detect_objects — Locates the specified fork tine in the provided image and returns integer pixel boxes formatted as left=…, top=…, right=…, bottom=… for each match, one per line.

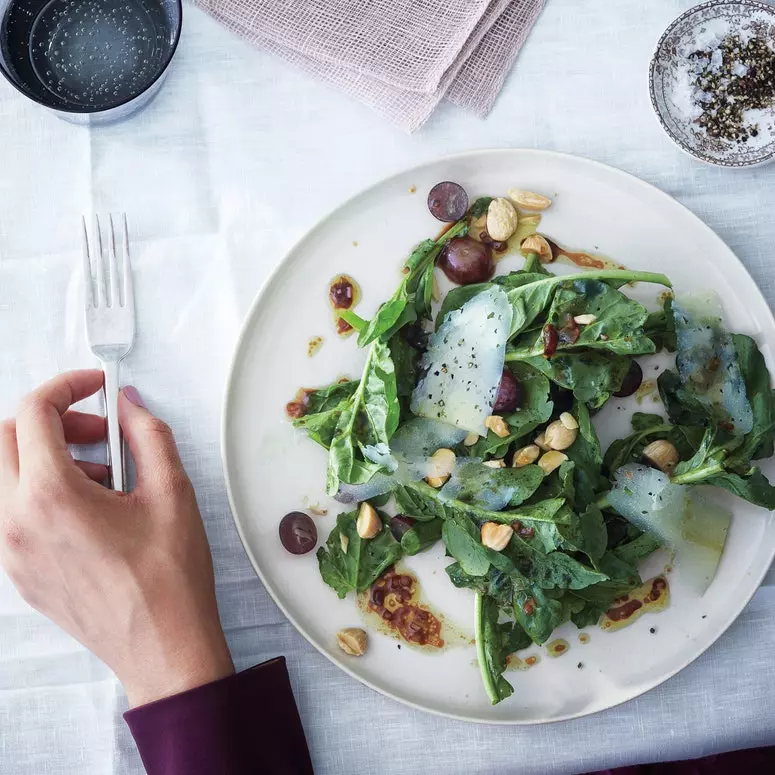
left=107, top=214, right=121, bottom=308
left=92, top=214, right=106, bottom=308
left=81, top=216, right=94, bottom=308
left=121, top=213, right=134, bottom=311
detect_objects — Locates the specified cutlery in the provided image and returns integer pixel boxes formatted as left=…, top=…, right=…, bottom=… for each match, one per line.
left=82, top=214, right=136, bottom=491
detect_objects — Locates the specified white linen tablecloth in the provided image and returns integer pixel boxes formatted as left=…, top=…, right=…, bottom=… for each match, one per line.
left=0, top=1, right=773, bottom=773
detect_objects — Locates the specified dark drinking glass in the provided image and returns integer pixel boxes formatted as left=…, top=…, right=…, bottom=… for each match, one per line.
left=0, top=0, right=182, bottom=124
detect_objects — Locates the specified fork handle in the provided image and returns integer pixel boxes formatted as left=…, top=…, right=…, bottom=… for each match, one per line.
left=102, top=359, right=124, bottom=492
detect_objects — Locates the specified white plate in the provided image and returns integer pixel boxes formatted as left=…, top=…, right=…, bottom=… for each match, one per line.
left=222, top=149, right=775, bottom=723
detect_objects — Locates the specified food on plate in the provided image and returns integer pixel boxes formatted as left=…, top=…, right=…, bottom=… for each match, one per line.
left=279, top=512, right=318, bottom=555
left=329, top=274, right=361, bottom=337
left=336, top=627, right=369, bottom=656
left=287, top=181, right=775, bottom=704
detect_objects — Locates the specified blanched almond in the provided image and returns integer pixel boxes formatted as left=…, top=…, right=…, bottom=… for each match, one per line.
left=463, top=431, right=480, bottom=447
left=538, top=450, right=568, bottom=474
left=559, top=412, right=579, bottom=430
left=508, top=189, right=552, bottom=210
left=485, top=415, right=510, bottom=438
left=481, top=522, right=513, bottom=551
left=643, top=440, right=679, bottom=474
left=534, top=432, right=551, bottom=451
left=425, top=448, right=456, bottom=487
left=487, top=197, right=519, bottom=242
left=483, top=459, right=506, bottom=469
left=337, top=627, right=368, bottom=656
left=356, top=502, right=382, bottom=539
left=512, top=444, right=541, bottom=468
left=544, top=419, right=578, bottom=450
left=520, top=234, right=554, bottom=263
left=573, top=314, right=598, bottom=325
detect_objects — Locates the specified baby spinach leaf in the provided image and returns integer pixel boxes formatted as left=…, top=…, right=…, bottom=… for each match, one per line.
left=292, top=381, right=359, bottom=449
left=475, top=593, right=515, bottom=704
left=317, top=510, right=403, bottom=598
left=644, top=296, right=676, bottom=352
left=503, top=269, right=671, bottom=339
left=440, top=462, right=545, bottom=510
left=356, top=221, right=468, bottom=346
left=733, top=333, right=775, bottom=461
left=540, top=279, right=656, bottom=356
left=565, top=401, right=607, bottom=511
left=400, top=518, right=443, bottom=555
left=507, top=349, right=631, bottom=408
left=510, top=575, right=566, bottom=645
left=326, top=340, right=399, bottom=494
left=612, top=533, right=663, bottom=566
left=442, top=518, right=491, bottom=576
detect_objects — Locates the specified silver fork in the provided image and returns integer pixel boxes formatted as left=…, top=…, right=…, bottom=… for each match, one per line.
left=82, top=214, right=136, bottom=492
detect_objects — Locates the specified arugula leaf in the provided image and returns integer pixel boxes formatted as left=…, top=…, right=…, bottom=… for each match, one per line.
left=317, top=510, right=403, bottom=598
left=612, top=533, right=663, bottom=566
left=326, top=340, right=399, bottom=495
left=356, top=222, right=467, bottom=346
left=603, top=412, right=689, bottom=475
left=475, top=593, right=515, bottom=704
left=510, top=575, right=566, bottom=644
left=292, top=380, right=359, bottom=449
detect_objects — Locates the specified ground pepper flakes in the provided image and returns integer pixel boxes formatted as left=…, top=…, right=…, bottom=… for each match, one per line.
left=689, top=34, right=775, bottom=143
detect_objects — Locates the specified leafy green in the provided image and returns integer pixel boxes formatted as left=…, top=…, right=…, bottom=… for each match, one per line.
left=292, top=380, right=359, bottom=449
left=565, top=401, right=607, bottom=511
left=469, top=197, right=493, bottom=218
left=441, top=517, right=491, bottom=576
left=506, top=349, right=632, bottom=408
left=733, top=334, right=775, bottom=461
left=400, top=518, right=443, bottom=555
left=475, top=593, right=515, bottom=704
left=355, top=221, right=467, bottom=346
left=326, top=340, right=399, bottom=495
left=440, top=461, right=545, bottom=510
left=317, top=510, right=403, bottom=598
left=644, top=295, right=676, bottom=352
left=502, top=269, right=671, bottom=339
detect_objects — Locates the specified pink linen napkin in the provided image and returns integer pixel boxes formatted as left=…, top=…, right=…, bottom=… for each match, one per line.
left=192, top=0, right=546, bottom=131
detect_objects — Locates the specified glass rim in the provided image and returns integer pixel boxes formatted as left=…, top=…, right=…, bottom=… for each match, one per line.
left=0, top=0, right=183, bottom=115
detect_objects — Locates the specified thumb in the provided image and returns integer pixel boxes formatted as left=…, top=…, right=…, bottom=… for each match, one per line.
left=118, top=387, right=187, bottom=493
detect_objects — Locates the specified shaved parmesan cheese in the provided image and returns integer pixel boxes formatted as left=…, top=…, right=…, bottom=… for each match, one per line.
left=674, top=292, right=753, bottom=434
left=411, top=286, right=512, bottom=434
left=609, top=464, right=731, bottom=595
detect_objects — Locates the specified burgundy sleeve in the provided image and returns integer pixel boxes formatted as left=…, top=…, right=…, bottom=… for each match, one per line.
left=124, top=657, right=313, bottom=775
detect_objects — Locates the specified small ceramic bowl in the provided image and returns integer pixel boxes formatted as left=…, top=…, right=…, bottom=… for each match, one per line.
left=649, top=0, right=775, bottom=167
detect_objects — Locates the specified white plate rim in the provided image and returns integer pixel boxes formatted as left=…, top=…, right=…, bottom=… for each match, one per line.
left=220, top=148, right=775, bottom=725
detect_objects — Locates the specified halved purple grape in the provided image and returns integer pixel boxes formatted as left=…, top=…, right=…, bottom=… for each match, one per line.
left=613, top=361, right=643, bottom=398
left=493, top=368, right=524, bottom=413
left=438, top=237, right=494, bottom=285
left=427, top=181, right=469, bottom=222
left=279, top=512, right=317, bottom=555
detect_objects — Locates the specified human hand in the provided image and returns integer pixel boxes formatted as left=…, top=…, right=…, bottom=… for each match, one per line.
left=0, top=370, right=234, bottom=707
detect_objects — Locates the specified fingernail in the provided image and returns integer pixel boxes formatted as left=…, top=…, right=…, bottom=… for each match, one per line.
left=123, top=385, right=146, bottom=408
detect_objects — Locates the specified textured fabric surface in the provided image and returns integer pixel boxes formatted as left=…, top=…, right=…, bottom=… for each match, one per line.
left=0, top=1, right=774, bottom=774
left=192, top=0, right=546, bottom=130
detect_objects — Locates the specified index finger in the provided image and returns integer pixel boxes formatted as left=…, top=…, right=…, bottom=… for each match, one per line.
left=15, top=370, right=104, bottom=474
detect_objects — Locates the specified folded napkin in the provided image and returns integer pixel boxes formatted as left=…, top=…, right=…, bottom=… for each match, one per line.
left=192, top=0, right=546, bottom=131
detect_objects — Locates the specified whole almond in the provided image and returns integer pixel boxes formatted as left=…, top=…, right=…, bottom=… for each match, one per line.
left=508, top=189, right=552, bottom=210
left=486, top=197, right=519, bottom=242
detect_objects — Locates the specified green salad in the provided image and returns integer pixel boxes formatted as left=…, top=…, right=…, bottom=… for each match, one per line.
left=287, top=182, right=775, bottom=705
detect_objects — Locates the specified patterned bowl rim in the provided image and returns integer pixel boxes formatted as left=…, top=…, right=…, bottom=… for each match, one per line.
left=648, top=0, right=775, bottom=168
